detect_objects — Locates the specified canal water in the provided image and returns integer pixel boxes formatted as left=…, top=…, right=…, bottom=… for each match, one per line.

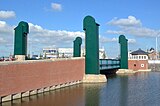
left=2, top=72, right=160, bottom=106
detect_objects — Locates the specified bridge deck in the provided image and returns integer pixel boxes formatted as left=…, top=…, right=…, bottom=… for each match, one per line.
left=99, top=59, right=120, bottom=70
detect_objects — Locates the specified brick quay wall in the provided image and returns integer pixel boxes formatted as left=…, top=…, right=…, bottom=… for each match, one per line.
left=0, top=57, right=85, bottom=102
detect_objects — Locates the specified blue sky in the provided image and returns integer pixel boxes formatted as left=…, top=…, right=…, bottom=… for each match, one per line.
left=0, top=0, right=160, bottom=58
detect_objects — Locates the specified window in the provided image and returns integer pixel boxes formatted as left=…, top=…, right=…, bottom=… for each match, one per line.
left=141, top=64, right=144, bottom=67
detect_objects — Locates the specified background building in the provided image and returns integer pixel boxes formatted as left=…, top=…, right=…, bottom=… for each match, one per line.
left=42, top=48, right=107, bottom=59
left=147, top=48, right=157, bottom=60
left=128, top=48, right=149, bottom=71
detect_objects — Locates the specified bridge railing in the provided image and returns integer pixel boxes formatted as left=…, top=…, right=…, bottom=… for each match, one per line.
left=99, top=59, right=120, bottom=70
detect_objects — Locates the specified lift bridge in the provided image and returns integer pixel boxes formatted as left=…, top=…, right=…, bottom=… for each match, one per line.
left=99, top=59, right=120, bottom=74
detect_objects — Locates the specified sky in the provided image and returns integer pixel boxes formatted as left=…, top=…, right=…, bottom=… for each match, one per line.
left=0, top=0, right=160, bottom=58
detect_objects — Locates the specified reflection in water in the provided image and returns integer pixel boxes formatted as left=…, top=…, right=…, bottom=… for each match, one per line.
left=2, top=85, right=85, bottom=106
left=2, top=72, right=160, bottom=106
left=119, top=76, right=128, bottom=106
left=84, top=83, right=106, bottom=106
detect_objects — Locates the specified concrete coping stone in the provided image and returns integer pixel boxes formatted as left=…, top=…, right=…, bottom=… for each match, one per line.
left=0, top=57, right=85, bottom=65
left=83, top=74, right=107, bottom=83
left=116, top=69, right=151, bottom=75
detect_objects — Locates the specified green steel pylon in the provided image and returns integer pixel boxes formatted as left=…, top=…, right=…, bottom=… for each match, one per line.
left=119, top=35, right=128, bottom=69
left=73, top=37, right=82, bottom=57
left=14, top=21, right=29, bottom=56
left=83, top=16, right=100, bottom=74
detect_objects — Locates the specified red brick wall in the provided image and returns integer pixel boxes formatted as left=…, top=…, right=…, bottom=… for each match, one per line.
left=0, top=58, right=85, bottom=97
left=128, top=60, right=148, bottom=71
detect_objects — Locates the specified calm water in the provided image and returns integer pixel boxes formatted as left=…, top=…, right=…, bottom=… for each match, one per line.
left=2, top=72, right=160, bottom=106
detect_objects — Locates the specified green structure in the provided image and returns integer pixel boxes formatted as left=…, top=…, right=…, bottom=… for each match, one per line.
left=119, top=35, right=128, bottom=69
left=14, top=21, right=29, bottom=56
left=83, top=16, right=100, bottom=74
left=73, top=37, right=82, bottom=57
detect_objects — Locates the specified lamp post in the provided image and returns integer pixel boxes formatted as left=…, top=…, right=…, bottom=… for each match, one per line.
left=156, top=36, right=157, bottom=59
left=156, top=32, right=160, bottom=59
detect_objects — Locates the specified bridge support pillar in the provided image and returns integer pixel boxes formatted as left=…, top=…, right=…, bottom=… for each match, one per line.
left=15, top=55, right=25, bottom=61
left=83, top=74, right=107, bottom=83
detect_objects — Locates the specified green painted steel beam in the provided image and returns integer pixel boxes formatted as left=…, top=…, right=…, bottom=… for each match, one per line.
left=83, top=16, right=100, bottom=74
left=73, top=37, right=82, bottom=57
left=119, top=35, right=128, bottom=69
left=14, top=21, right=29, bottom=56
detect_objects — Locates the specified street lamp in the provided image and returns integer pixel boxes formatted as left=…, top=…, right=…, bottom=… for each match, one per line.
left=156, top=32, right=160, bottom=59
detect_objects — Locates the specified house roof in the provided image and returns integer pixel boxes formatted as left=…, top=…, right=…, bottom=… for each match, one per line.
left=131, top=48, right=148, bottom=55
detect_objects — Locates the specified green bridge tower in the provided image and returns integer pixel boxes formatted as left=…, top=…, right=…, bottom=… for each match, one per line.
left=83, top=16, right=100, bottom=74
left=119, top=35, right=128, bottom=69
left=73, top=37, right=82, bottom=57
left=14, top=21, right=29, bottom=60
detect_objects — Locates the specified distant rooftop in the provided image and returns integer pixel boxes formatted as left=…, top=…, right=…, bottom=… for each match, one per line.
left=131, top=48, right=148, bottom=55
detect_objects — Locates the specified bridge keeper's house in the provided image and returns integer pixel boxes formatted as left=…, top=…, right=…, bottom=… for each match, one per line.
left=128, top=48, right=149, bottom=71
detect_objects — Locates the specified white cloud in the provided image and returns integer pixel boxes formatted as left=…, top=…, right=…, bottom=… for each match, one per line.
left=0, top=21, right=85, bottom=56
left=0, top=11, right=16, bottom=19
left=100, top=36, right=136, bottom=44
left=107, top=26, right=159, bottom=37
left=128, top=39, right=136, bottom=44
left=106, top=30, right=125, bottom=35
left=108, top=16, right=142, bottom=27
left=100, top=37, right=117, bottom=43
left=51, top=3, right=62, bottom=11
left=123, top=27, right=158, bottom=37
left=0, top=37, right=7, bottom=44
left=0, top=21, right=14, bottom=34
left=28, top=23, right=85, bottom=51
left=0, top=21, right=14, bottom=56
left=29, top=23, right=84, bottom=40
left=107, top=16, right=160, bottom=37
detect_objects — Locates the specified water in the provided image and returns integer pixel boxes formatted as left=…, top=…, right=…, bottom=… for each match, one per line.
left=2, top=72, right=160, bottom=106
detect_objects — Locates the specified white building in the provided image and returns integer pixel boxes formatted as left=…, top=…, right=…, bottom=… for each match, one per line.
left=42, top=48, right=107, bottom=59
left=42, top=48, right=73, bottom=58
left=128, top=49, right=148, bottom=60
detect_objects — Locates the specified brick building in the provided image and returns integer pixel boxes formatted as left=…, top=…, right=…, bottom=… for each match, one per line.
left=128, top=49, right=149, bottom=71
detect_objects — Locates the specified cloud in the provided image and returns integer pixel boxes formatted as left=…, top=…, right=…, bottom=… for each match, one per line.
left=0, top=37, right=7, bottom=44
left=108, top=16, right=142, bottom=27
left=51, top=3, right=62, bottom=11
left=0, top=21, right=14, bottom=56
left=0, top=21, right=14, bottom=34
left=28, top=23, right=85, bottom=52
left=106, top=30, right=125, bottom=35
left=128, top=39, right=136, bottom=44
left=100, top=36, right=136, bottom=44
left=123, top=27, right=158, bottom=37
left=107, top=16, right=160, bottom=37
left=0, top=11, right=16, bottom=19
left=107, top=26, right=159, bottom=37
left=0, top=21, right=85, bottom=56
left=0, top=21, right=14, bottom=45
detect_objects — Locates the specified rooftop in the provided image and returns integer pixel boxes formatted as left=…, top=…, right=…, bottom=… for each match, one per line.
left=131, top=48, right=148, bottom=55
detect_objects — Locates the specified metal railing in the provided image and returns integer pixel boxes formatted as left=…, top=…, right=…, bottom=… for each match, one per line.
left=99, top=59, right=120, bottom=70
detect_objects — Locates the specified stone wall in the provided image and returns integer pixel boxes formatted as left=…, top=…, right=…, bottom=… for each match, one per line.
left=0, top=58, right=85, bottom=102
